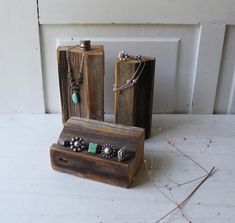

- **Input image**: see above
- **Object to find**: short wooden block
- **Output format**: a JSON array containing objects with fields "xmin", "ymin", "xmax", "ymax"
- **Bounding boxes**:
[
  {"xmin": 114, "ymin": 57, "xmax": 155, "ymax": 139},
  {"xmin": 50, "ymin": 117, "xmax": 145, "ymax": 188},
  {"xmin": 57, "ymin": 45, "xmax": 104, "ymax": 123}
]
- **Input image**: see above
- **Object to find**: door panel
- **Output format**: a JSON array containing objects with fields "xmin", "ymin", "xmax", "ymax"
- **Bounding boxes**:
[
  {"xmin": 38, "ymin": 1, "xmax": 235, "ymax": 114},
  {"xmin": 38, "ymin": 0, "xmax": 235, "ymax": 25},
  {"xmin": 40, "ymin": 25, "xmax": 198, "ymax": 113},
  {"xmin": 0, "ymin": 0, "xmax": 44, "ymax": 113}
]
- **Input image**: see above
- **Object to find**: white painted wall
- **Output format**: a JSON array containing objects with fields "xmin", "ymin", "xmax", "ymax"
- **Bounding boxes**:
[
  {"xmin": 0, "ymin": 0, "xmax": 45, "ymax": 113},
  {"xmin": 215, "ymin": 26, "xmax": 235, "ymax": 114},
  {"xmin": 38, "ymin": 0, "xmax": 235, "ymax": 25},
  {"xmin": 1, "ymin": 0, "xmax": 235, "ymax": 114}
]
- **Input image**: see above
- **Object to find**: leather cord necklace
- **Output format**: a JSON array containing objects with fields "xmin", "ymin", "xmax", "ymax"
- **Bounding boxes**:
[{"xmin": 65, "ymin": 40, "xmax": 91, "ymax": 104}]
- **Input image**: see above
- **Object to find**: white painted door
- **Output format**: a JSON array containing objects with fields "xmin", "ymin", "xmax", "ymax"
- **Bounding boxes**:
[
  {"xmin": 38, "ymin": 0, "xmax": 235, "ymax": 114},
  {"xmin": 0, "ymin": 0, "xmax": 44, "ymax": 113},
  {"xmin": 1, "ymin": 1, "xmax": 235, "ymax": 114}
]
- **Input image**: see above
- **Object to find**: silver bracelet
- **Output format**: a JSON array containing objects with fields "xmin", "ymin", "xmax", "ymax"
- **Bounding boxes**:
[{"xmin": 113, "ymin": 51, "xmax": 146, "ymax": 93}]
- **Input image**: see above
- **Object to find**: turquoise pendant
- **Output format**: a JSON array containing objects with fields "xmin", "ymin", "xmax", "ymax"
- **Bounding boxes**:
[{"xmin": 72, "ymin": 91, "xmax": 80, "ymax": 104}]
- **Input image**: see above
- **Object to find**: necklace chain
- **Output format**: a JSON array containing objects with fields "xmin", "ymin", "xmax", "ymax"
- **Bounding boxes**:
[
  {"xmin": 66, "ymin": 45, "xmax": 85, "ymax": 91},
  {"xmin": 113, "ymin": 51, "xmax": 146, "ymax": 93}
]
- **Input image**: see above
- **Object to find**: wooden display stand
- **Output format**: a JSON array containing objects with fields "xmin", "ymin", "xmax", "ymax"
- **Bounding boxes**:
[
  {"xmin": 50, "ymin": 117, "xmax": 145, "ymax": 188},
  {"xmin": 57, "ymin": 44, "xmax": 104, "ymax": 123},
  {"xmin": 114, "ymin": 57, "xmax": 155, "ymax": 139}
]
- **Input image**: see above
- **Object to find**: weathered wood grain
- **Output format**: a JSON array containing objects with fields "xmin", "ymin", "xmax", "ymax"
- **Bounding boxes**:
[
  {"xmin": 50, "ymin": 117, "xmax": 145, "ymax": 188},
  {"xmin": 114, "ymin": 57, "xmax": 155, "ymax": 139},
  {"xmin": 57, "ymin": 45, "xmax": 104, "ymax": 123}
]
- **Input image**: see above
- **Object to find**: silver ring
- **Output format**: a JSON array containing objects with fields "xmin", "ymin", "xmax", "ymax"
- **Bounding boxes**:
[
  {"xmin": 101, "ymin": 144, "xmax": 117, "ymax": 159},
  {"xmin": 117, "ymin": 146, "xmax": 130, "ymax": 162},
  {"xmin": 70, "ymin": 137, "xmax": 86, "ymax": 152}
]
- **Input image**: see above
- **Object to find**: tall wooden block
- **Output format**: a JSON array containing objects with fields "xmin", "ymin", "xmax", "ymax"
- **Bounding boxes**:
[
  {"xmin": 50, "ymin": 117, "xmax": 145, "ymax": 188},
  {"xmin": 114, "ymin": 57, "xmax": 155, "ymax": 139},
  {"xmin": 57, "ymin": 45, "xmax": 104, "ymax": 123}
]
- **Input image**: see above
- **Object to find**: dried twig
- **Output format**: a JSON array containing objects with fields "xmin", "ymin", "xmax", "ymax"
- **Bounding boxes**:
[
  {"xmin": 144, "ymin": 160, "xmax": 190, "ymax": 222},
  {"xmin": 144, "ymin": 160, "xmax": 176, "ymax": 204},
  {"xmin": 145, "ymin": 133, "xmax": 215, "ymax": 222},
  {"xmin": 164, "ymin": 136, "xmax": 209, "ymax": 174},
  {"xmin": 155, "ymin": 166, "xmax": 215, "ymax": 223},
  {"xmin": 167, "ymin": 186, "xmax": 191, "ymax": 223},
  {"xmin": 171, "ymin": 173, "xmax": 208, "ymax": 189}
]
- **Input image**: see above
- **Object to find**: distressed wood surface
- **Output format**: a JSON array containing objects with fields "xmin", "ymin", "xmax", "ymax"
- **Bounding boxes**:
[
  {"xmin": 114, "ymin": 57, "xmax": 155, "ymax": 139},
  {"xmin": 57, "ymin": 45, "xmax": 104, "ymax": 123},
  {"xmin": 0, "ymin": 114, "xmax": 234, "ymax": 222},
  {"xmin": 50, "ymin": 117, "xmax": 145, "ymax": 188}
]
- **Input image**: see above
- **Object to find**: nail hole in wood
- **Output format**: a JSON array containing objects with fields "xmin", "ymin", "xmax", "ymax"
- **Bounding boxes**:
[{"xmin": 58, "ymin": 157, "xmax": 68, "ymax": 164}]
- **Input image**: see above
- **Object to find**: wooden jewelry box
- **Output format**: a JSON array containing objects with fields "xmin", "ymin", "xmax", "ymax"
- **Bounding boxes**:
[{"xmin": 50, "ymin": 117, "xmax": 145, "ymax": 188}]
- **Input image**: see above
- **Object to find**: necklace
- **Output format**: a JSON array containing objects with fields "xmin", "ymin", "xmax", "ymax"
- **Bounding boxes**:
[
  {"xmin": 113, "ymin": 51, "xmax": 146, "ymax": 93},
  {"xmin": 66, "ymin": 45, "xmax": 85, "ymax": 104}
]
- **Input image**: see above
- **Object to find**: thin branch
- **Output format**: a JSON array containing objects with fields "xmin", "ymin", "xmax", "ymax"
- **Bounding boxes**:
[
  {"xmin": 171, "ymin": 173, "xmax": 208, "ymax": 189},
  {"xmin": 144, "ymin": 160, "xmax": 176, "ymax": 204},
  {"xmin": 144, "ymin": 160, "xmax": 190, "ymax": 222},
  {"xmin": 164, "ymin": 136, "xmax": 209, "ymax": 174},
  {"xmin": 156, "ymin": 166, "xmax": 215, "ymax": 223},
  {"xmin": 167, "ymin": 186, "xmax": 191, "ymax": 223}
]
